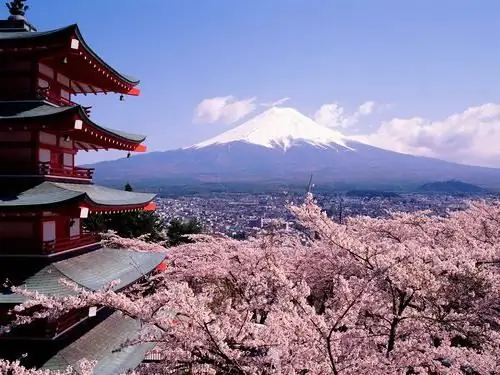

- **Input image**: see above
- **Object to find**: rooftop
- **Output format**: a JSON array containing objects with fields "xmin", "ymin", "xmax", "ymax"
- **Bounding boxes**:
[
  {"xmin": 0, "ymin": 101, "xmax": 147, "ymax": 144},
  {"xmin": 0, "ymin": 24, "xmax": 139, "ymax": 86},
  {"xmin": 0, "ymin": 247, "xmax": 166, "ymax": 304},
  {"xmin": 0, "ymin": 181, "xmax": 156, "ymax": 210},
  {"xmin": 42, "ymin": 312, "xmax": 155, "ymax": 375}
]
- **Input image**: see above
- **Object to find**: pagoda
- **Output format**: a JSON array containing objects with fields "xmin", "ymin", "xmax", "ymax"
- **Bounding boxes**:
[{"xmin": 0, "ymin": 1, "xmax": 165, "ymax": 373}]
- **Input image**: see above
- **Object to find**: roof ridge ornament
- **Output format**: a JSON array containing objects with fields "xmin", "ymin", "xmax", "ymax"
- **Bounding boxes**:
[{"xmin": 6, "ymin": 0, "xmax": 28, "ymax": 20}]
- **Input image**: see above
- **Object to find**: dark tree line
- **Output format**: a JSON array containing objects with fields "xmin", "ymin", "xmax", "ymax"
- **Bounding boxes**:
[{"xmin": 83, "ymin": 183, "xmax": 202, "ymax": 246}]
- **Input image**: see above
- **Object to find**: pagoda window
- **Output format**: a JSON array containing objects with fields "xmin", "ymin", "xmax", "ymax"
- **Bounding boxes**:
[
  {"xmin": 57, "ymin": 73, "xmax": 70, "ymax": 88},
  {"xmin": 39, "ymin": 148, "xmax": 51, "ymax": 163},
  {"xmin": 37, "ymin": 64, "xmax": 75, "ymax": 106},
  {"xmin": 63, "ymin": 152, "xmax": 73, "ymax": 168},
  {"xmin": 69, "ymin": 218, "xmax": 81, "ymax": 237},
  {"xmin": 39, "ymin": 132, "xmax": 58, "ymax": 146},
  {"xmin": 38, "ymin": 63, "xmax": 54, "ymax": 79},
  {"xmin": 42, "ymin": 221, "xmax": 56, "ymax": 242},
  {"xmin": 59, "ymin": 136, "xmax": 74, "ymax": 150}
]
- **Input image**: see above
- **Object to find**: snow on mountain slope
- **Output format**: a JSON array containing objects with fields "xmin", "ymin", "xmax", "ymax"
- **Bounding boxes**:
[
  {"xmin": 190, "ymin": 107, "xmax": 352, "ymax": 151},
  {"xmin": 89, "ymin": 106, "xmax": 500, "ymax": 189}
]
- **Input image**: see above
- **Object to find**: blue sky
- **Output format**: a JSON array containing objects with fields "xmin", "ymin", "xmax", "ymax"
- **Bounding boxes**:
[{"xmin": 27, "ymin": 1, "xmax": 500, "ymax": 166}]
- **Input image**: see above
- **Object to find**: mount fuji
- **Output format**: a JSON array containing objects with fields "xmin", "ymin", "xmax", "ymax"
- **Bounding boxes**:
[
  {"xmin": 88, "ymin": 107, "xmax": 500, "ymax": 190},
  {"xmin": 191, "ymin": 107, "xmax": 351, "ymax": 151}
]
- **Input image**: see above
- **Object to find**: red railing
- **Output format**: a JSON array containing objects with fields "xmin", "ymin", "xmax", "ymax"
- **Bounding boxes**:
[
  {"xmin": 37, "ymin": 88, "xmax": 92, "ymax": 115},
  {"xmin": 39, "ymin": 161, "xmax": 94, "ymax": 180},
  {"xmin": 49, "ymin": 95, "xmax": 75, "ymax": 107},
  {"xmin": 42, "ymin": 232, "xmax": 100, "ymax": 253},
  {"xmin": 38, "ymin": 88, "xmax": 77, "ymax": 107}
]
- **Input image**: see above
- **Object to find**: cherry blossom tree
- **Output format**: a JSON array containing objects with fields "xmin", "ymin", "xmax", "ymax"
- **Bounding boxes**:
[
  {"xmin": 100, "ymin": 229, "xmax": 168, "ymax": 252},
  {"xmin": 2, "ymin": 195, "xmax": 499, "ymax": 374},
  {"xmin": 0, "ymin": 359, "xmax": 95, "ymax": 375}
]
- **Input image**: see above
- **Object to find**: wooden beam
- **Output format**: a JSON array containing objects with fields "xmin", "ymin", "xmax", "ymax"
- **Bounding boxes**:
[
  {"xmin": 72, "ymin": 81, "xmax": 86, "ymax": 94},
  {"xmin": 87, "ymin": 85, "xmax": 98, "ymax": 95},
  {"xmin": 70, "ymin": 83, "xmax": 81, "ymax": 94},
  {"xmin": 76, "ymin": 142, "xmax": 89, "ymax": 152},
  {"xmin": 91, "ymin": 85, "xmax": 105, "ymax": 94}
]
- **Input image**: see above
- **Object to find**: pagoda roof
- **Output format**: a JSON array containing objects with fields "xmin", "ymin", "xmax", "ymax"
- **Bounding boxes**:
[
  {"xmin": 0, "ymin": 100, "xmax": 147, "ymax": 144},
  {"xmin": 0, "ymin": 247, "xmax": 166, "ymax": 304},
  {"xmin": 42, "ymin": 312, "xmax": 155, "ymax": 375},
  {"xmin": 42, "ymin": 312, "xmax": 155, "ymax": 374},
  {"xmin": 0, "ymin": 181, "xmax": 156, "ymax": 210},
  {"xmin": 0, "ymin": 24, "xmax": 139, "ymax": 86}
]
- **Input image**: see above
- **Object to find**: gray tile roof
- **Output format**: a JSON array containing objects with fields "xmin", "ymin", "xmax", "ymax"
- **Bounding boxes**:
[
  {"xmin": 0, "ymin": 181, "xmax": 156, "ymax": 208},
  {"xmin": 0, "ymin": 182, "xmax": 82, "ymax": 207},
  {"xmin": 0, "ymin": 25, "xmax": 139, "ymax": 85},
  {"xmin": 0, "ymin": 101, "xmax": 70, "ymax": 118},
  {"xmin": 53, "ymin": 182, "xmax": 156, "ymax": 207},
  {"xmin": 0, "ymin": 247, "xmax": 166, "ymax": 304},
  {"xmin": 0, "ymin": 101, "xmax": 146, "ymax": 143},
  {"xmin": 42, "ymin": 312, "xmax": 155, "ymax": 375}
]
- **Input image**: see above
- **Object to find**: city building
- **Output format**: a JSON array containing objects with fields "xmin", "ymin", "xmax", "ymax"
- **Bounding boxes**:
[{"xmin": 0, "ymin": 1, "xmax": 164, "ymax": 372}]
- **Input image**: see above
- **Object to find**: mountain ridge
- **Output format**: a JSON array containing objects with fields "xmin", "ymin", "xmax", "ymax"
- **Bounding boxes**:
[
  {"xmin": 417, "ymin": 180, "xmax": 487, "ymax": 193},
  {"xmin": 86, "ymin": 107, "xmax": 500, "ymax": 189}
]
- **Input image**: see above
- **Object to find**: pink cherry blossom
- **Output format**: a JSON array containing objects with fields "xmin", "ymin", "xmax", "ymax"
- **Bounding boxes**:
[
  {"xmin": 3, "ymin": 194, "xmax": 499, "ymax": 374},
  {"xmin": 0, "ymin": 359, "xmax": 95, "ymax": 375},
  {"xmin": 100, "ymin": 230, "xmax": 168, "ymax": 252}
]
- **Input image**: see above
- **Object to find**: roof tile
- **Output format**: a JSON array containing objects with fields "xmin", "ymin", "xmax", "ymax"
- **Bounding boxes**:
[
  {"xmin": 42, "ymin": 312, "xmax": 156, "ymax": 375},
  {"xmin": 0, "ymin": 247, "xmax": 166, "ymax": 304},
  {"xmin": 0, "ymin": 181, "xmax": 155, "ymax": 208}
]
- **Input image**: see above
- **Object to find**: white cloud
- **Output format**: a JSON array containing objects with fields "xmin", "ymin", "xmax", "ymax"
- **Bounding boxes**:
[
  {"xmin": 314, "ymin": 103, "xmax": 350, "ymax": 129},
  {"xmin": 192, "ymin": 96, "xmax": 500, "ymax": 167},
  {"xmin": 193, "ymin": 96, "xmax": 256, "ymax": 124},
  {"xmin": 357, "ymin": 101, "xmax": 376, "ymax": 116},
  {"xmin": 352, "ymin": 103, "xmax": 500, "ymax": 167},
  {"xmin": 314, "ymin": 100, "xmax": 378, "ymax": 129},
  {"xmin": 261, "ymin": 97, "xmax": 291, "ymax": 107}
]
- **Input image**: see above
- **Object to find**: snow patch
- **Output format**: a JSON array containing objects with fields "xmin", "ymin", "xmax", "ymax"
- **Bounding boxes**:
[{"xmin": 188, "ymin": 107, "xmax": 353, "ymax": 151}]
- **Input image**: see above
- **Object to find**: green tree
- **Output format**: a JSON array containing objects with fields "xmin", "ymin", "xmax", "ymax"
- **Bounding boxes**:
[
  {"xmin": 83, "ymin": 211, "xmax": 167, "ymax": 242},
  {"xmin": 83, "ymin": 183, "xmax": 203, "ymax": 245},
  {"xmin": 83, "ymin": 183, "xmax": 166, "ymax": 242},
  {"xmin": 167, "ymin": 218, "xmax": 203, "ymax": 246}
]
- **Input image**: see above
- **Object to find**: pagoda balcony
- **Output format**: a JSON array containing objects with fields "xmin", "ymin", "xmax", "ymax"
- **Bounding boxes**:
[
  {"xmin": 38, "ymin": 162, "xmax": 94, "ymax": 181},
  {"xmin": 42, "ymin": 232, "xmax": 100, "ymax": 254},
  {"xmin": 47, "ymin": 94, "xmax": 76, "ymax": 107},
  {"xmin": 37, "ymin": 88, "xmax": 77, "ymax": 107}
]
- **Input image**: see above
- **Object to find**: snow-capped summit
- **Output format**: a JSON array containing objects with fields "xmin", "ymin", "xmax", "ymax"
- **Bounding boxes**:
[
  {"xmin": 191, "ymin": 107, "xmax": 351, "ymax": 151},
  {"xmin": 87, "ymin": 107, "xmax": 500, "ymax": 190}
]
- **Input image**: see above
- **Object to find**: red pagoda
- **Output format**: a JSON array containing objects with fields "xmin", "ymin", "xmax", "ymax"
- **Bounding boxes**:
[{"xmin": 0, "ymin": 1, "xmax": 164, "ymax": 372}]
